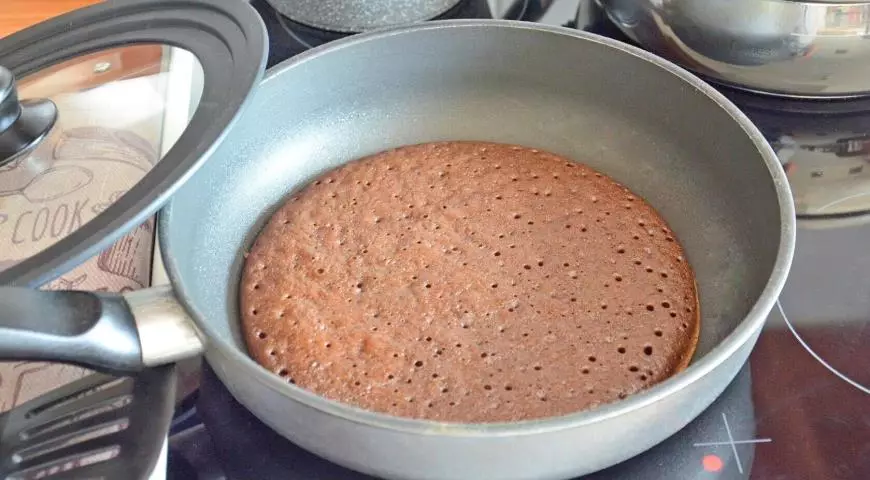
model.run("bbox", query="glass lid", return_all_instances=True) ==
[0,0,266,286]
[0,45,203,274]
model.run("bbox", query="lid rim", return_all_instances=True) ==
[0,0,267,287]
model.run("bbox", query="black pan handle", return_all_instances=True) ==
[0,286,203,373]
[0,288,142,372]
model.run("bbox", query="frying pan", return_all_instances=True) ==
[0,20,794,480]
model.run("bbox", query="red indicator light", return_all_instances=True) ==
[702,454,723,472]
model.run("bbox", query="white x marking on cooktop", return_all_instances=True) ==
[692,413,773,474]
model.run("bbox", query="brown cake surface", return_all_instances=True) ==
[240,141,699,423]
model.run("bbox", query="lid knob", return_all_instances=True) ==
[0,66,58,167]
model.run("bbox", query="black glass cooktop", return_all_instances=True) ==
[167,1,870,479]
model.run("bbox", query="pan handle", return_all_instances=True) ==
[0,286,203,373]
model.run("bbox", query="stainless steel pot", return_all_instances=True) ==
[0,19,794,480]
[597,0,870,98]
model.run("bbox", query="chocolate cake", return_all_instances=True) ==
[240,141,700,423]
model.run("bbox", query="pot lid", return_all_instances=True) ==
[0,0,266,287]
[266,0,463,33]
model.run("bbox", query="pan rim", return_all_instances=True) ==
[160,19,796,437]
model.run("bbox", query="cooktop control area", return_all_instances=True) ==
[165,1,869,479]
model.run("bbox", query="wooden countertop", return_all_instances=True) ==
[1,0,101,38]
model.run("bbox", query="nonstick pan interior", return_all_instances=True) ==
[160,21,787,421]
